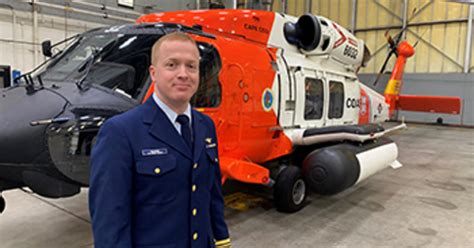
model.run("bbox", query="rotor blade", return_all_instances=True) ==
[361,44,372,67]
[385,30,396,47]
[413,40,420,48]
[411,7,417,18]
[394,30,404,45]
[373,50,395,86]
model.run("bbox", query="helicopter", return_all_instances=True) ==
[0,9,461,214]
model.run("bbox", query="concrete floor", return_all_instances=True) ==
[0,123,473,247]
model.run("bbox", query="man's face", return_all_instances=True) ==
[149,39,200,108]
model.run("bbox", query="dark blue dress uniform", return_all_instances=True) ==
[89,97,230,248]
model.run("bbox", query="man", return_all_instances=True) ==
[89,32,231,248]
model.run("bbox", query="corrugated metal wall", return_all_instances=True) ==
[274,0,473,74]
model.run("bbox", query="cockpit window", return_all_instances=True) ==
[38,30,222,103]
[40,33,163,99]
[191,42,222,108]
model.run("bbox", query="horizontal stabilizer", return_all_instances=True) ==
[397,95,461,114]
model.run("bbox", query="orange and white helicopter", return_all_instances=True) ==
[0,9,461,213]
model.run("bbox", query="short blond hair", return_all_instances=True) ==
[150,32,198,65]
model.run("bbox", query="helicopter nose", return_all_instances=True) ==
[0,87,68,165]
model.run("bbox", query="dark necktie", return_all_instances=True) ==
[176,114,193,151]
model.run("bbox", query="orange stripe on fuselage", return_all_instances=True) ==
[198,37,292,164]
[137,10,275,45]
[358,88,370,124]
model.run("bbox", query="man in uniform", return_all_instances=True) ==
[89,32,231,248]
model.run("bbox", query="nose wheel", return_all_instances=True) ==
[0,194,5,214]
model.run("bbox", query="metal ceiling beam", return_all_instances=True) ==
[306,0,312,13]
[464,5,473,73]
[402,0,408,40]
[351,0,357,34]
[354,18,468,32]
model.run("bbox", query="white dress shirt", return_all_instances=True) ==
[152,93,192,135]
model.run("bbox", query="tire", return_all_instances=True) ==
[273,166,307,213]
[0,196,5,214]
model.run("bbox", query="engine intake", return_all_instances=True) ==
[284,14,322,52]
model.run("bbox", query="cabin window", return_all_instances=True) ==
[304,78,324,120]
[329,81,344,119]
[190,42,222,108]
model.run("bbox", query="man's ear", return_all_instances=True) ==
[149,65,156,81]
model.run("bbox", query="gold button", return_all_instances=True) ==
[193,163,198,169]
[192,185,197,192]
[192,208,197,216]
[193,232,198,240]
[154,168,161,174]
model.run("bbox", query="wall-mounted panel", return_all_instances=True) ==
[296,0,306,16]
[287,0,296,15]
[310,0,351,29]
[286,0,305,16]
[317,0,330,17]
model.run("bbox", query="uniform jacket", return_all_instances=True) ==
[89,97,230,248]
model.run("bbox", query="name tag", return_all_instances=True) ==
[141,148,168,157]
[206,143,216,148]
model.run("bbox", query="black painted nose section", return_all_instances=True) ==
[0,86,67,165]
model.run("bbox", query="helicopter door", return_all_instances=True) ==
[275,50,295,128]
[294,69,325,129]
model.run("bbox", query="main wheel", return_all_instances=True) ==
[0,196,5,214]
[273,166,307,213]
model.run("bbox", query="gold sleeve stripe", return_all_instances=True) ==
[216,244,231,248]
[215,238,231,245]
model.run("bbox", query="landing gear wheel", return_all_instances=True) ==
[0,195,5,214]
[273,166,307,213]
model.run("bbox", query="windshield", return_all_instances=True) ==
[42,34,117,81]
[36,26,222,103]
[40,32,163,98]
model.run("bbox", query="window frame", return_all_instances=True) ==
[303,77,324,120]
[190,42,223,109]
[328,80,344,119]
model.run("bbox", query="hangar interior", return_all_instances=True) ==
[1,0,473,124]
[0,1,473,248]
